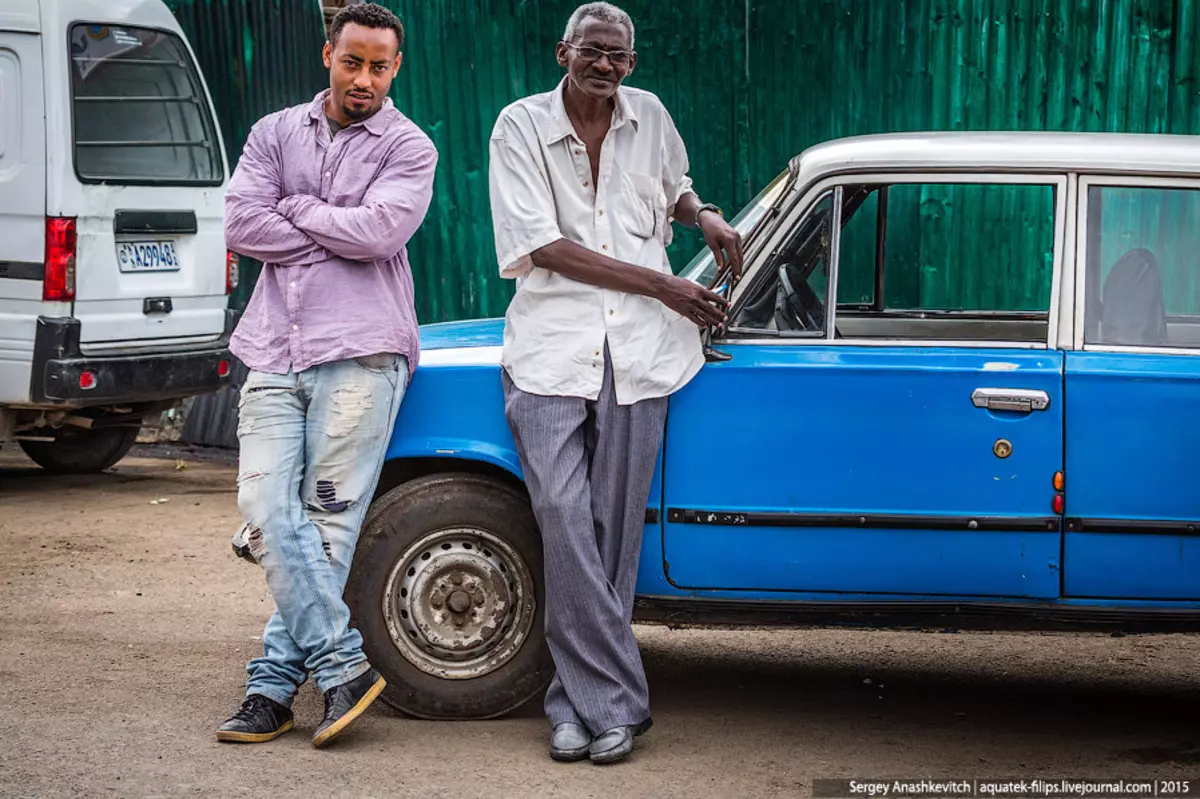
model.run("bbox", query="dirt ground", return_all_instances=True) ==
[3,445,1200,799]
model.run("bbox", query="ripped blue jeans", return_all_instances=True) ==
[235,354,408,705]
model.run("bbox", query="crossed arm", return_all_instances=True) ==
[224,118,438,266]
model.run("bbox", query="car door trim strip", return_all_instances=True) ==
[1066,518,1200,535]
[667,508,1059,532]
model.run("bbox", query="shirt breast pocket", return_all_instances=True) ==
[617,171,666,241]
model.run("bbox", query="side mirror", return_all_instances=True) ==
[704,343,732,362]
[702,324,731,362]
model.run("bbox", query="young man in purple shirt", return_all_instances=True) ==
[215,3,436,748]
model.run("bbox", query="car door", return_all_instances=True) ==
[661,174,1068,599]
[53,20,228,349]
[1063,176,1200,600]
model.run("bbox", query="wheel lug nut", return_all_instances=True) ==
[451,573,464,585]
[431,596,444,609]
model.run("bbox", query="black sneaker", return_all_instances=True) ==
[311,668,387,748]
[215,694,294,743]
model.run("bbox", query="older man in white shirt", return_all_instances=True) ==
[488,1,743,765]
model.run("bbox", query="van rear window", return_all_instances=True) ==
[69,24,222,185]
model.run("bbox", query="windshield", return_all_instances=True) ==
[680,171,789,286]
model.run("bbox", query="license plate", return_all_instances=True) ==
[117,240,180,272]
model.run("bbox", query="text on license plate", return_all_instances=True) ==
[117,240,180,272]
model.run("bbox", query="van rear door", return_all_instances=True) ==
[0,7,47,404]
[63,23,227,349]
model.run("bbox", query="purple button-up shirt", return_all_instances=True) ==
[225,90,437,374]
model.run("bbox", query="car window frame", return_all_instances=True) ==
[67,21,226,187]
[680,170,793,288]
[724,186,842,339]
[724,171,1069,350]
[1073,174,1200,354]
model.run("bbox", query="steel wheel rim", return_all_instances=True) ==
[382,527,536,680]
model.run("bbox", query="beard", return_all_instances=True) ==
[342,101,372,120]
[341,89,377,120]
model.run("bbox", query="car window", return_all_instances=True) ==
[732,181,1056,342]
[893,184,1051,314]
[731,191,834,336]
[834,187,879,307]
[680,171,788,287]
[1084,185,1200,349]
[70,24,222,185]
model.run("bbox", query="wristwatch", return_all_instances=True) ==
[695,202,723,227]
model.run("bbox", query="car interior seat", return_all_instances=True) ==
[1097,248,1168,346]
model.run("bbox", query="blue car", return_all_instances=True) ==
[345,132,1200,719]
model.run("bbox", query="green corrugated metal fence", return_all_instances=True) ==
[382,0,1200,321]
[172,0,1200,322]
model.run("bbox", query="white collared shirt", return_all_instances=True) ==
[488,78,704,406]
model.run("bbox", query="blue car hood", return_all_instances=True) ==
[418,318,504,351]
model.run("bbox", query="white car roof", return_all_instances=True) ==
[792,132,1200,182]
[34,0,183,34]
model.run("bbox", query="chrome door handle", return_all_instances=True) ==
[971,388,1051,413]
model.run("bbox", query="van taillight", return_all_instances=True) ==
[44,217,77,302]
[226,251,240,295]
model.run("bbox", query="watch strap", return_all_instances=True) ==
[695,202,723,226]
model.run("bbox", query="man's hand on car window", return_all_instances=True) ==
[699,212,744,279]
[658,275,729,329]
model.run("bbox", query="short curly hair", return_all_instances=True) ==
[329,3,405,51]
[563,2,634,49]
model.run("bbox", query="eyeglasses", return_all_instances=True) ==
[563,42,636,67]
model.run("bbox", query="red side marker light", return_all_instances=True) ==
[225,251,239,295]
[218,359,231,378]
[1052,494,1065,515]
[79,371,97,390]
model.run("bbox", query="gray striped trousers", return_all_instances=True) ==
[501,351,668,735]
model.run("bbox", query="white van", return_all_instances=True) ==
[0,0,236,473]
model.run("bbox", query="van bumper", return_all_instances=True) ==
[29,312,239,405]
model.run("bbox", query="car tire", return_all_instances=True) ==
[346,472,553,720]
[18,425,140,474]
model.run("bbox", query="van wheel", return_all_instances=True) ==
[19,426,139,474]
[346,473,552,719]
